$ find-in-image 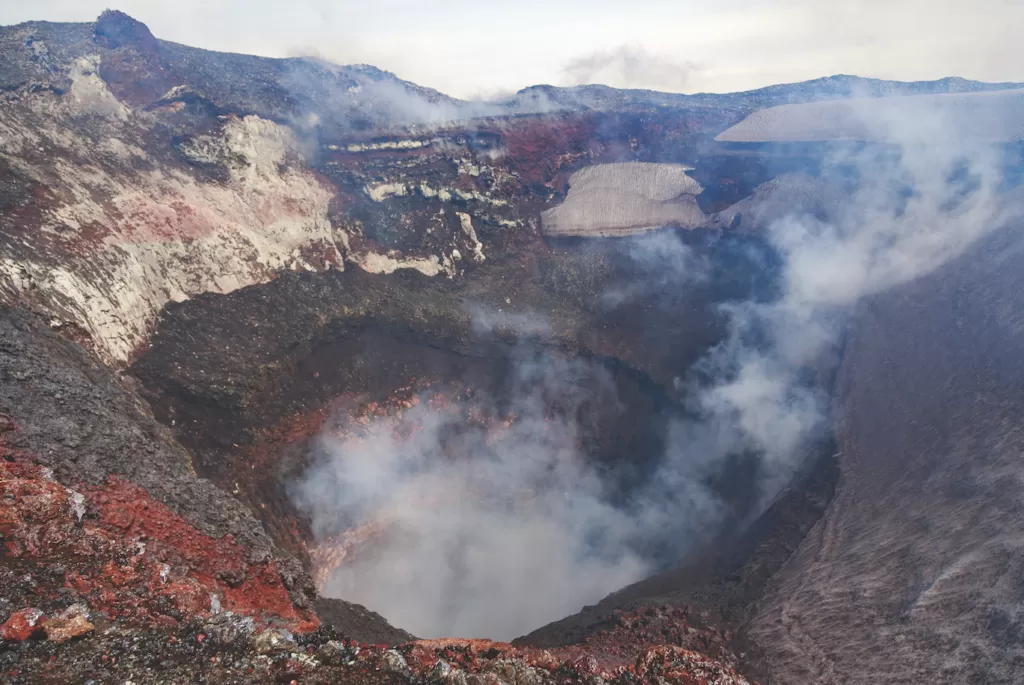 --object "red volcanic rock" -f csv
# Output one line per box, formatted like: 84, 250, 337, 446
634, 645, 747, 685
82, 476, 318, 631
0, 455, 316, 634
502, 116, 597, 186
0, 608, 45, 642
85, 477, 249, 585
